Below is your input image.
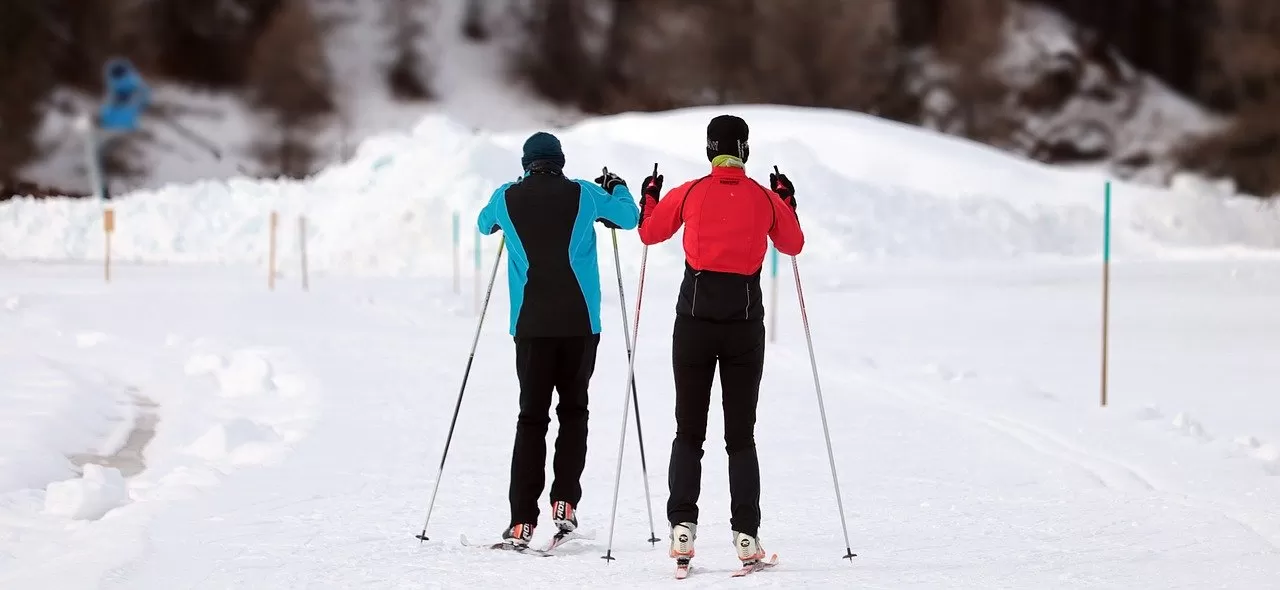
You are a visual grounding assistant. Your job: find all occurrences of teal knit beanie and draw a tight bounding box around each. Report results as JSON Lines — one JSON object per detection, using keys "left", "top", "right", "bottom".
{"left": 521, "top": 132, "right": 565, "bottom": 170}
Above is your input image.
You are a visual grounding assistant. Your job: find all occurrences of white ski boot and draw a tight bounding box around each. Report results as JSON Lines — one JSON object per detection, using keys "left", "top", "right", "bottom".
{"left": 733, "top": 530, "right": 766, "bottom": 564}
{"left": 670, "top": 522, "right": 696, "bottom": 578}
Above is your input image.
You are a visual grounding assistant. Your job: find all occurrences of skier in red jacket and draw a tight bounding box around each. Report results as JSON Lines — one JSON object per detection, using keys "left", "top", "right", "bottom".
{"left": 637, "top": 114, "right": 804, "bottom": 570}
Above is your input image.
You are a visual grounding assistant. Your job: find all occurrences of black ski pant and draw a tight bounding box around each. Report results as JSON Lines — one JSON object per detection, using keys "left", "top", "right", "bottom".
{"left": 666, "top": 315, "right": 766, "bottom": 536}
{"left": 509, "top": 334, "right": 600, "bottom": 527}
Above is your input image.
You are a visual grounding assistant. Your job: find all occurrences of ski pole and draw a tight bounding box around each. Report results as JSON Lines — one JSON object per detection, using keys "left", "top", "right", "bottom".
{"left": 149, "top": 112, "right": 224, "bottom": 160}
{"left": 603, "top": 169, "right": 660, "bottom": 544}
{"left": 778, "top": 165, "right": 856, "bottom": 562}
{"left": 416, "top": 235, "right": 505, "bottom": 543}
{"left": 602, "top": 163, "right": 658, "bottom": 561}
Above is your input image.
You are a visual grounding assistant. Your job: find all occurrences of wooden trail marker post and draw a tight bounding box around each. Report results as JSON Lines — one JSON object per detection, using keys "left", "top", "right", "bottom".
{"left": 103, "top": 208, "right": 115, "bottom": 282}
{"left": 1101, "top": 181, "right": 1112, "bottom": 407}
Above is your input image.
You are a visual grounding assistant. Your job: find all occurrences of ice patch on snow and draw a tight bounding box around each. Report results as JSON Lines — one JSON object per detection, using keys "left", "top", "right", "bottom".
{"left": 186, "top": 419, "right": 282, "bottom": 465}
{"left": 42, "top": 464, "right": 129, "bottom": 520}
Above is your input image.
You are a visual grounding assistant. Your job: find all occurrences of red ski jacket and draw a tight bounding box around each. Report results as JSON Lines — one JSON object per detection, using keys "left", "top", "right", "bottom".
{"left": 638, "top": 165, "right": 804, "bottom": 321}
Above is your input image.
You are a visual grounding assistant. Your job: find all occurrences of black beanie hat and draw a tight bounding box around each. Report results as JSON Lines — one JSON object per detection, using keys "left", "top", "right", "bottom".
{"left": 706, "top": 115, "right": 749, "bottom": 162}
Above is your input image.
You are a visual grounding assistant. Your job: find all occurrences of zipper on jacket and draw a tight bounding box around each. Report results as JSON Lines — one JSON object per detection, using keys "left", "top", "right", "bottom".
{"left": 745, "top": 284, "right": 750, "bottom": 319}
{"left": 691, "top": 272, "right": 700, "bottom": 317}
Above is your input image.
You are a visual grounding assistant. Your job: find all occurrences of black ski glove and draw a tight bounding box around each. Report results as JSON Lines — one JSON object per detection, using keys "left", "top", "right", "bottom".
{"left": 770, "top": 171, "right": 796, "bottom": 210}
{"left": 639, "top": 173, "right": 663, "bottom": 226}
{"left": 594, "top": 170, "right": 627, "bottom": 194}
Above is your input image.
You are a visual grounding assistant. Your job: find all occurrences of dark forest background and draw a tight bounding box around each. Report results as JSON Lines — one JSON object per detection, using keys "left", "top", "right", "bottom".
{"left": 4, "top": 0, "right": 1280, "bottom": 198}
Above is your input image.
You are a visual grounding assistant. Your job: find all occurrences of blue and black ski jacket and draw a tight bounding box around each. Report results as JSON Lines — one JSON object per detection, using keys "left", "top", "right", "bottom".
{"left": 478, "top": 169, "right": 640, "bottom": 338}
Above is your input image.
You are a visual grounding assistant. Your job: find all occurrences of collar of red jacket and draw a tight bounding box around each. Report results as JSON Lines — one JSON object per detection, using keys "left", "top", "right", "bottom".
{"left": 710, "top": 165, "right": 747, "bottom": 178}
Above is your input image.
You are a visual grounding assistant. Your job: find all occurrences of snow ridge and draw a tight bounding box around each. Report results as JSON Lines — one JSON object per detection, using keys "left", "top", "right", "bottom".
{"left": 4, "top": 106, "right": 1280, "bottom": 276}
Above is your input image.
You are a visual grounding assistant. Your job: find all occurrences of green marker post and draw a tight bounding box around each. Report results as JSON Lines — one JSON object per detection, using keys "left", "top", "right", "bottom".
{"left": 769, "top": 245, "right": 779, "bottom": 342}
{"left": 1101, "top": 181, "right": 1112, "bottom": 407}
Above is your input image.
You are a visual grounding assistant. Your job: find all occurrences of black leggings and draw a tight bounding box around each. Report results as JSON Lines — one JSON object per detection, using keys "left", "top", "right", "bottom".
{"left": 666, "top": 315, "right": 765, "bottom": 536}
{"left": 508, "top": 334, "right": 600, "bottom": 526}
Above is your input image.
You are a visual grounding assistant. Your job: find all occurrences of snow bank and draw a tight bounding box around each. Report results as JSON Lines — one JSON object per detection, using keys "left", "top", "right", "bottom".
{"left": 42, "top": 464, "right": 129, "bottom": 521}
{"left": 0, "top": 351, "right": 132, "bottom": 495}
{"left": 3, "top": 106, "right": 1280, "bottom": 274}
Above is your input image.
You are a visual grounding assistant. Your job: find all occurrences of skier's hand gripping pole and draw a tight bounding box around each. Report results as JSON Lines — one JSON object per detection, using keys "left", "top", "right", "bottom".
{"left": 776, "top": 164, "right": 856, "bottom": 562}
{"left": 602, "top": 163, "right": 659, "bottom": 561}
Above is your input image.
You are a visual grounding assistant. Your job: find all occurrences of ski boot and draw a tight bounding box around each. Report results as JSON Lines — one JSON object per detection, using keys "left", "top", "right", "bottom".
{"left": 733, "top": 531, "right": 766, "bottom": 565}
{"left": 501, "top": 522, "right": 534, "bottom": 548}
{"left": 544, "top": 501, "right": 581, "bottom": 550}
{"left": 670, "top": 522, "right": 696, "bottom": 578}
{"left": 550, "top": 501, "right": 577, "bottom": 533}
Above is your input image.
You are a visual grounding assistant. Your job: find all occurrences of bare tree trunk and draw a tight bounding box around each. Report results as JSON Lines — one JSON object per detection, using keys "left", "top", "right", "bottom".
{"left": 247, "top": 0, "right": 333, "bottom": 178}
{"left": 386, "top": 0, "right": 433, "bottom": 100}
{"left": 462, "top": 0, "right": 488, "bottom": 41}
{"left": 517, "top": 0, "right": 592, "bottom": 106}
{"left": 582, "top": 0, "right": 640, "bottom": 112}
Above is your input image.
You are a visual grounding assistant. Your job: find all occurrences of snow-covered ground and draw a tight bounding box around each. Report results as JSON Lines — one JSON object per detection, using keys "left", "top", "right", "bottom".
{"left": 3, "top": 104, "right": 1280, "bottom": 587}
{"left": 2, "top": 258, "right": 1279, "bottom": 588}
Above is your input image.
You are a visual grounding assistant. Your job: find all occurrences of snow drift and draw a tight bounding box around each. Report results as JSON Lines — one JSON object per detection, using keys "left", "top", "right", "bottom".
{"left": 3, "top": 106, "right": 1280, "bottom": 275}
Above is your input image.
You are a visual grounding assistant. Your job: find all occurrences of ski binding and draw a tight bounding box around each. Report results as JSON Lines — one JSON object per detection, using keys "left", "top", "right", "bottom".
{"left": 543, "top": 527, "right": 593, "bottom": 552}
{"left": 674, "top": 557, "right": 691, "bottom": 579}
{"left": 459, "top": 534, "right": 552, "bottom": 557}
{"left": 730, "top": 553, "right": 778, "bottom": 577}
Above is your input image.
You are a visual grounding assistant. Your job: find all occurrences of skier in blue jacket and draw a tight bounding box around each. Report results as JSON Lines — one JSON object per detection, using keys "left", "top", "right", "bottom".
{"left": 98, "top": 58, "right": 150, "bottom": 132}
{"left": 477, "top": 131, "right": 640, "bottom": 547}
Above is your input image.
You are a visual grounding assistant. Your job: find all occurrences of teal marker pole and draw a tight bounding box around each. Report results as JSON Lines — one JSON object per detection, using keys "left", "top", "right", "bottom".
{"left": 475, "top": 228, "right": 482, "bottom": 314}
{"left": 452, "top": 211, "right": 461, "bottom": 294}
{"left": 1101, "top": 181, "right": 1112, "bottom": 407}
{"left": 769, "top": 245, "right": 780, "bottom": 342}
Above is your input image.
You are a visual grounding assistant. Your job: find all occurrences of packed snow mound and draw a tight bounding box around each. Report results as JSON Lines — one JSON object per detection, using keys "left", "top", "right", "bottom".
{"left": 3, "top": 105, "right": 1280, "bottom": 274}
{"left": 43, "top": 464, "right": 129, "bottom": 521}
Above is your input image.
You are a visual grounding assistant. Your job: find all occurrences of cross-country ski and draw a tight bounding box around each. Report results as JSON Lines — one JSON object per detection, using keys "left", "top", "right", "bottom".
{"left": 731, "top": 554, "right": 779, "bottom": 577}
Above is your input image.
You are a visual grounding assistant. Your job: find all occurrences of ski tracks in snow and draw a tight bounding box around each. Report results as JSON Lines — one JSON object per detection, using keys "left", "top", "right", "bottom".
{"left": 827, "top": 353, "right": 1280, "bottom": 556}
{"left": 0, "top": 283, "right": 319, "bottom": 588}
